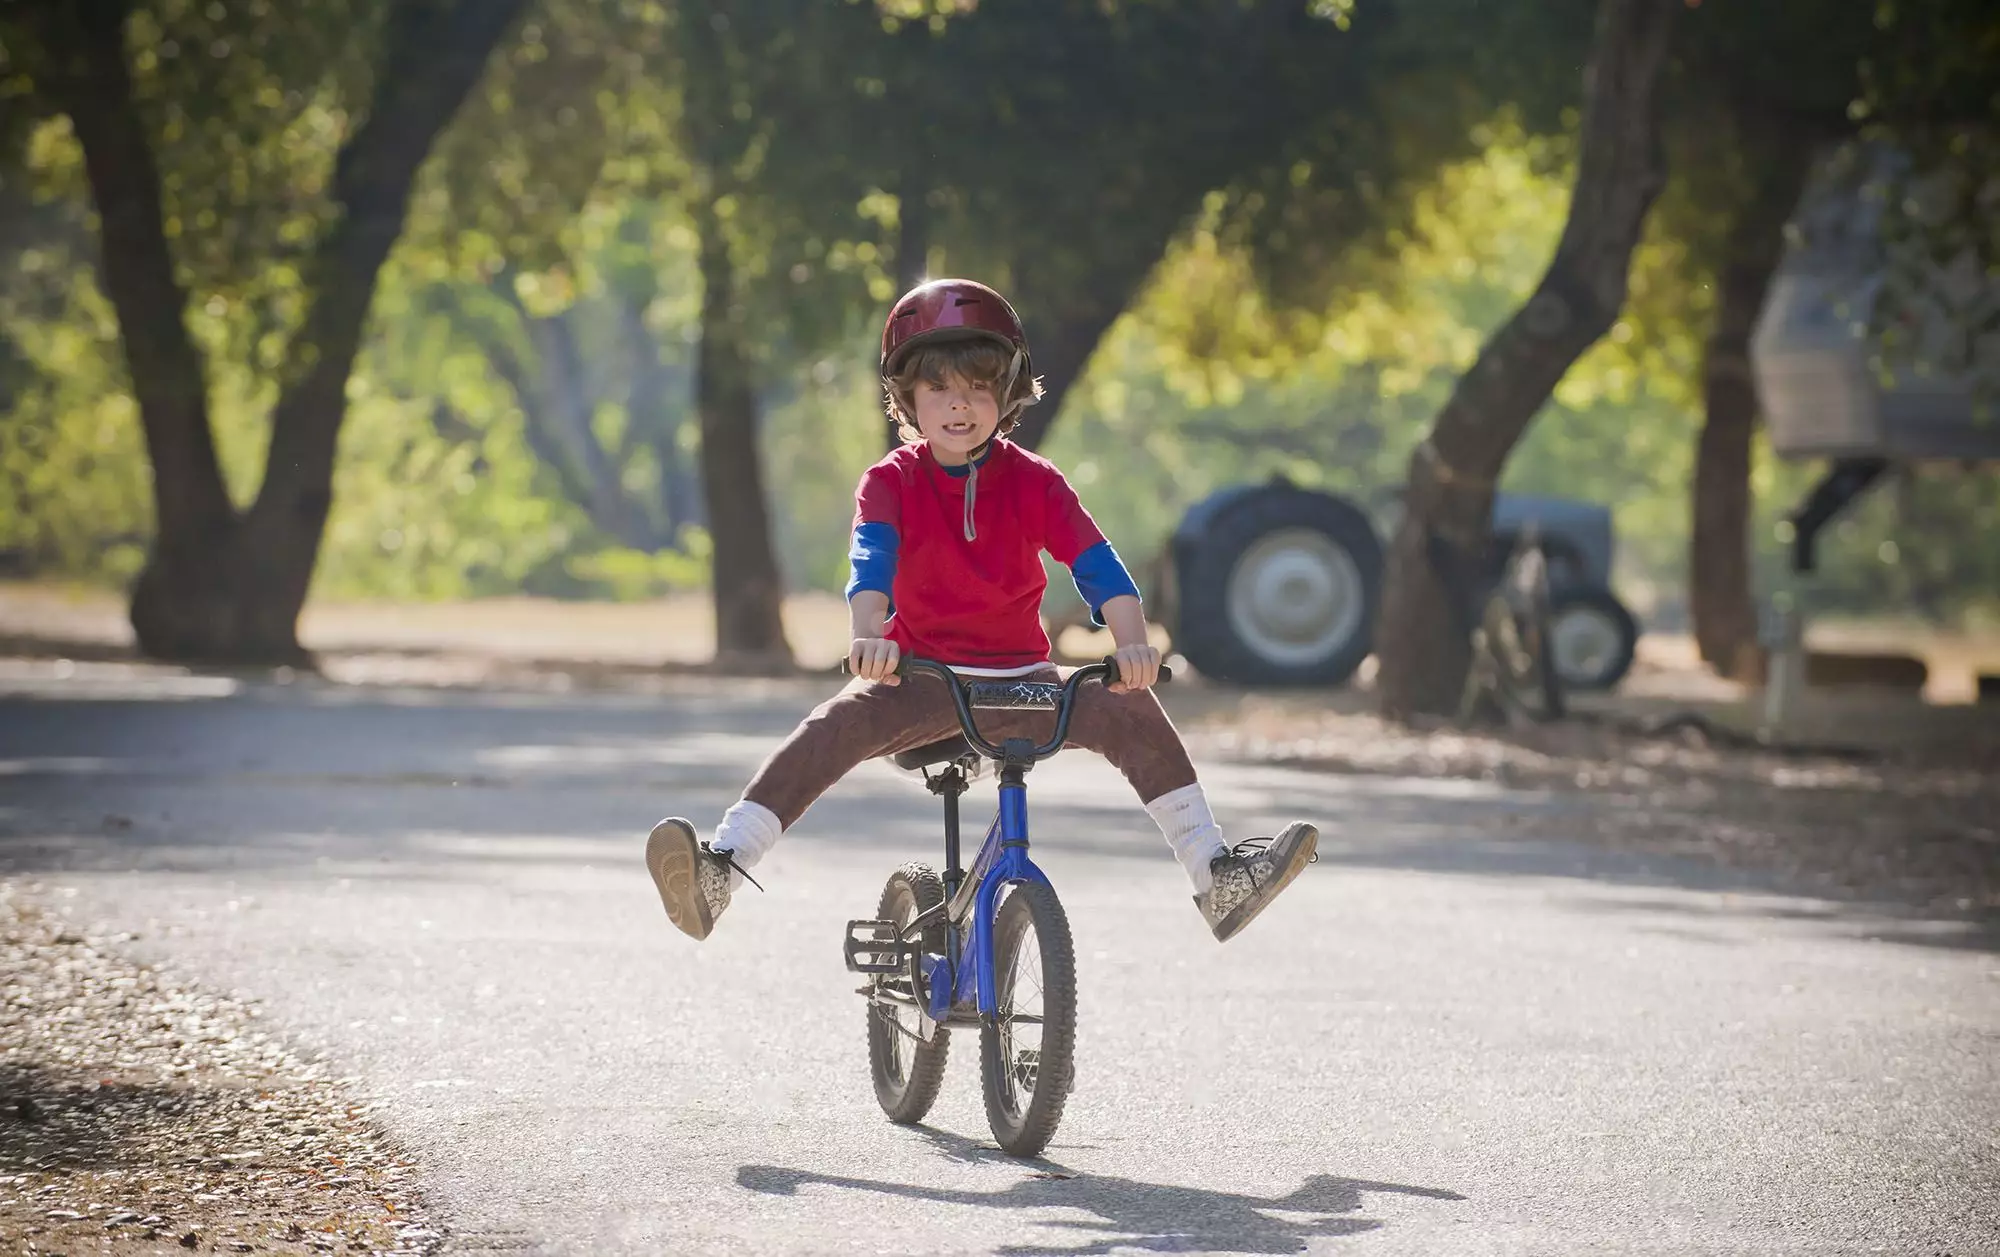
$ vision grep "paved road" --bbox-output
[3,662,1996,1255]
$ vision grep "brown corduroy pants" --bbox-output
[742,667,1198,829]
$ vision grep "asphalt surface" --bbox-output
[2,660,1996,1256]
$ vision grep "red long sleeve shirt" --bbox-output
[847,439,1134,670]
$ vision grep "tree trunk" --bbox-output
[693,196,794,671]
[224,0,525,658]
[31,1,250,656]
[1690,115,1817,681]
[1375,0,1679,719]
[38,0,524,662]
[1003,236,1167,453]
[1007,306,1125,453]
[127,515,332,664]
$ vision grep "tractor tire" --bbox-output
[1546,584,1640,691]
[1173,488,1382,686]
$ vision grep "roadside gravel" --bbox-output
[1,882,441,1256]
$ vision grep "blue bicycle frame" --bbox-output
[924,788,1051,1022]
[877,656,1165,1027]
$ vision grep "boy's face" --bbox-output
[909,370,1001,465]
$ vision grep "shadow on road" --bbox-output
[4,686,1994,954]
[735,1127,1465,1256]
[1557,889,2000,953]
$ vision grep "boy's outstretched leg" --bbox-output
[1195,821,1318,942]
[646,817,759,941]
[642,674,961,941]
[1058,688,1320,942]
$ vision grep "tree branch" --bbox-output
[451,281,605,528]
[522,308,664,550]
[617,293,700,537]
[251,0,528,530]
[1377,0,1681,718]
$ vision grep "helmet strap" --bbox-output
[999,348,1027,417]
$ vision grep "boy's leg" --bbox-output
[734,672,964,844]
[957,671,1216,878]
[646,674,961,941]
[1041,680,1319,942]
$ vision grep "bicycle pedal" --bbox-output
[843,918,915,974]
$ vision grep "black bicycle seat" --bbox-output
[892,734,976,770]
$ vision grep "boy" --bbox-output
[646,279,1317,943]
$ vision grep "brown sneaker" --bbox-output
[1194,822,1318,942]
[645,817,758,941]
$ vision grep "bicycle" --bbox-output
[1460,525,1565,725]
[839,654,1169,1158]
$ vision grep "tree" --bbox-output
[398,4,706,563]
[408,0,894,666]
[11,0,525,663]
[1662,0,1872,678]
[667,2,875,670]
[1673,0,1995,678]
[1684,110,1824,680]
[1374,0,1680,719]
[796,0,1400,453]
[440,252,702,555]
[629,0,1535,657]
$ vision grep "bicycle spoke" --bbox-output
[998,909,1046,1116]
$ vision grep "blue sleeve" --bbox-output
[845,520,899,601]
[1069,539,1141,626]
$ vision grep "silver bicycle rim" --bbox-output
[998,904,1046,1117]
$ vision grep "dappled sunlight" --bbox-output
[1,0,1994,1251]
[0,756,121,777]
[478,734,781,773]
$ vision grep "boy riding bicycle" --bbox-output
[646,279,1318,943]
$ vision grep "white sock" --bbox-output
[1144,782,1227,894]
[710,799,782,889]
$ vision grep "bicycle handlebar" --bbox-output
[839,654,1172,763]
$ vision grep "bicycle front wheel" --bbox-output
[980,879,1077,1158]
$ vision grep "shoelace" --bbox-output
[705,844,765,891]
[1224,834,1318,865]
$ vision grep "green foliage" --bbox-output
[1045,130,1705,606]
[4,0,1997,633]
[0,285,154,581]
[315,385,565,600]
[1795,466,2000,624]
[0,117,151,581]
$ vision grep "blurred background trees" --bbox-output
[1,0,1994,688]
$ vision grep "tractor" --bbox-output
[1155,147,1997,697]
[1155,479,1639,691]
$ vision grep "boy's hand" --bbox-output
[1106,642,1161,693]
[850,636,902,685]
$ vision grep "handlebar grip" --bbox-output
[840,653,910,679]
[1098,655,1173,684]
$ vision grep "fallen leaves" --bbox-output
[1,883,444,1255]
[1186,699,2000,915]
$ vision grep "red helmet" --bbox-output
[879,279,1033,385]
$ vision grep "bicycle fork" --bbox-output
[848,755,1051,1027]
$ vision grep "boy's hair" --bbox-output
[884,339,1044,444]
